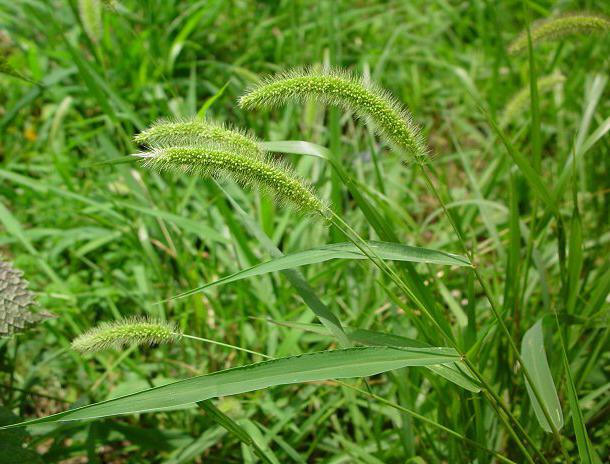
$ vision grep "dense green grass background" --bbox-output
[1,0,609,462]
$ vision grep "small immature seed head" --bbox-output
[71,318,181,353]
[238,68,428,161]
[501,73,566,126]
[134,118,265,159]
[137,147,327,215]
[508,13,610,55]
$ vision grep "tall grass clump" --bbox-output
[239,68,427,160]
[508,12,610,54]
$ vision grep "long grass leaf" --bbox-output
[3,346,460,427]
[170,241,470,300]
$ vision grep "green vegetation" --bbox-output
[1,1,609,462]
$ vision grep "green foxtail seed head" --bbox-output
[508,13,610,55]
[238,68,427,160]
[78,0,103,43]
[134,118,265,159]
[501,73,566,126]
[71,318,180,353]
[136,147,326,215]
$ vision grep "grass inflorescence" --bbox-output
[137,146,326,215]
[134,118,265,159]
[71,318,181,353]
[239,68,427,160]
[501,73,566,126]
[508,12,610,54]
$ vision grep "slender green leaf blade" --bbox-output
[521,320,564,432]
[171,241,470,300]
[3,346,460,428]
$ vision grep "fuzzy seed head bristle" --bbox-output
[508,12,610,55]
[140,147,326,215]
[134,118,265,159]
[238,67,428,161]
[71,318,181,353]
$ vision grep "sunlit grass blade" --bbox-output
[262,321,480,393]
[521,320,564,433]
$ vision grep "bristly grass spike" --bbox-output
[71,318,181,353]
[136,147,327,216]
[134,118,265,159]
[238,67,428,161]
[508,12,610,55]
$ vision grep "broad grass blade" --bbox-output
[3,346,460,427]
[521,320,564,432]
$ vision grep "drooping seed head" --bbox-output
[134,118,265,159]
[238,68,427,161]
[71,318,181,353]
[501,73,566,126]
[508,13,610,55]
[137,147,326,215]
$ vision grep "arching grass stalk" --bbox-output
[72,316,517,462]
[416,164,565,462]
[508,12,610,55]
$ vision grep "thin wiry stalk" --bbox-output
[239,68,428,160]
[71,318,181,353]
[508,12,610,54]
[137,147,326,215]
[240,66,544,460]
[134,118,265,159]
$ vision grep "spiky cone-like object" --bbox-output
[0,260,55,336]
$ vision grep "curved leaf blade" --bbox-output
[3,346,459,428]
[171,241,470,301]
